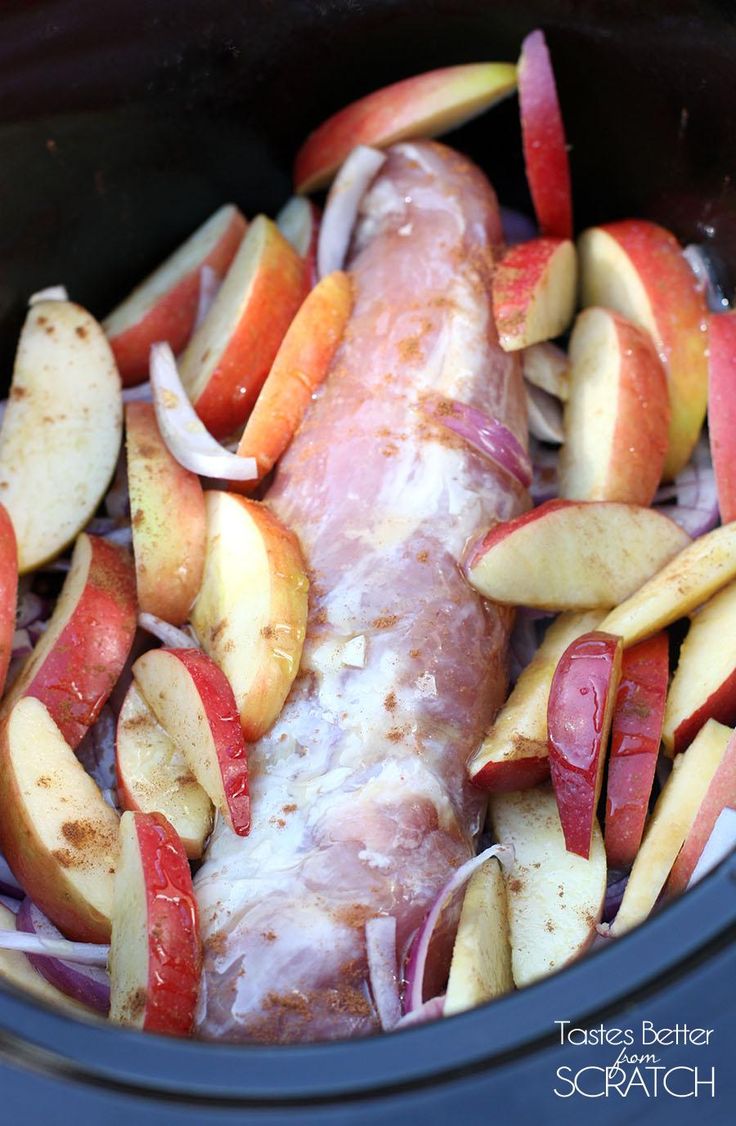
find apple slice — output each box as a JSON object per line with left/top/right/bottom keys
{"left": 468, "top": 610, "right": 602, "bottom": 791}
{"left": 611, "top": 719, "right": 733, "bottom": 935}
{"left": 599, "top": 521, "right": 736, "bottom": 646}
{"left": 489, "top": 786, "right": 605, "bottom": 987}
{"left": 559, "top": 308, "right": 669, "bottom": 505}
{"left": 708, "top": 310, "right": 736, "bottom": 523}
{"left": 0, "top": 301, "right": 122, "bottom": 573}
{"left": 466, "top": 500, "right": 690, "bottom": 611}
{"left": 0, "top": 901, "right": 93, "bottom": 1018}
{"left": 662, "top": 579, "right": 736, "bottom": 756}
{"left": 604, "top": 633, "right": 668, "bottom": 869}
{"left": 517, "top": 29, "right": 572, "bottom": 239}
{"left": 492, "top": 238, "right": 577, "bottom": 352}
{"left": 179, "top": 216, "right": 306, "bottom": 439}
{"left": 548, "top": 631, "right": 623, "bottom": 858}
{"left": 125, "top": 401, "right": 206, "bottom": 626}
{"left": 116, "top": 682, "right": 213, "bottom": 860}
{"left": 444, "top": 858, "right": 513, "bottom": 1015}
{"left": 578, "top": 220, "right": 709, "bottom": 479}
{"left": 110, "top": 811, "right": 201, "bottom": 1035}
{"left": 276, "top": 196, "right": 320, "bottom": 285}
{"left": 235, "top": 271, "right": 352, "bottom": 486}
{"left": 0, "top": 504, "right": 17, "bottom": 696}
{"left": 103, "top": 204, "right": 247, "bottom": 386}
{"left": 133, "top": 647, "right": 250, "bottom": 836}
{"left": 2, "top": 534, "right": 137, "bottom": 749}
{"left": 191, "top": 492, "right": 308, "bottom": 741}
{"left": 294, "top": 62, "right": 518, "bottom": 194}
{"left": 521, "top": 341, "right": 569, "bottom": 400}
{"left": 0, "top": 697, "right": 119, "bottom": 942}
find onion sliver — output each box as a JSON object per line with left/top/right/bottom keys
{"left": 317, "top": 145, "right": 386, "bottom": 278}
{"left": 395, "top": 994, "right": 446, "bottom": 1028}
{"left": 149, "top": 342, "right": 258, "bottom": 482}
{"left": 138, "top": 611, "right": 199, "bottom": 650}
{"left": 0, "top": 853, "right": 23, "bottom": 900}
{"left": 194, "top": 264, "right": 221, "bottom": 331}
{"left": 424, "top": 396, "right": 532, "bottom": 487}
{"left": 1, "top": 926, "right": 108, "bottom": 966}
{"left": 683, "top": 244, "right": 730, "bottom": 313}
{"left": 29, "top": 285, "right": 69, "bottom": 305}
{"left": 365, "top": 916, "right": 401, "bottom": 1031}
{"left": 525, "top": 383, "right": 564, "bottom": 444}
{"left": 654, "top": 437, "right": 719, "bottom": 537}
{"left": 688, "top": 807, "right": 736, "bottom": 888}
{"left": 122, "top": 381, "right": 153, "bottom": 403}
{"left": 16, "top": 898, "right": 110, "bottom": 1013}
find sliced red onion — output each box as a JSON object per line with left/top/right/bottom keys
{"left": 654, "top": 437, "right": 719, "bottom": 537}
{"left": 16, "top": 899, "right": 110, "bottom": 1013}
{"left": 0, "top": 927, "right": 108, "bottom": 966}
{"left": 0, "top": 853, "right": 23, "bottom": 900}
{"left": 15, "top": 590, "right": 46, "bottom": 629}
{"left": 75, "top": 705, "right": 117, "bottom": 795}
{"left": 150, "top": 342, "right": 257, "bottom": 481}
{"left": 509, "top": 608, "right": 553, "bottom": 683}
{"left": 603, "top": 871, "right": 629, "bottom": 923}
{"left": 683, "top": 244, "right": 730, "bottom": 313}
{"left": 500, "top": 207, "right": 538, "bottom": 246}
{"left": 11, "top": 628, "right": 32, "bottom": 661}
{"left": 530, "top": 439, "right": 559, "bottom": 504}
{"left": 423, "top": 396, "right": 532, "bottom": 487}
{"left": 0, "top": 398, "right": 5, "bottom": 426}
{"left": 365, "top": 916, "right": 401, "bottom": 1031}
{"left": 122, "top": 381, "right": 153, "bottom": 403}
{"left": 687, "top": 807, "right": 736, "bottom": 888}
{"left": 105, "top": 454, "right": 130, "bottom": 520}
{"left": 29, "top": 285, "right": 69, "bottom": 305}
{"left": 317, "top": 145, "right": 386, "bottom": 278}
{"left": 404, "top": 843, "right": 514, "bottom": 1014}
{"left": 138, "top": 611, "right": 200, "bottom": 649}
{"left": 526, "top": 383, "right": 564, "bottom": 444}
{"left": 194, "top": 264, "right": 221, "bottom": 332}
{"left": 0, "top": 895, "right": 19, "bottom": 914}
{"left": 395, "top": 994, "right": 446, "bottom": 1029}
{"left": 27, "top": 619, "right": 48, "bottom": 643}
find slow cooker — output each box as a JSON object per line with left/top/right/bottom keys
{"left": 0, "top": 1, "right": 735, "bottom": 1121}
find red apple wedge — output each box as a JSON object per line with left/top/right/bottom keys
{"left": 125, "top": 401, "right": 206, "bottom": 625}
{"left": 548, "top": 631, "right": 623, "bottom": 858}
{"left": 2, "top": 534, "right": 137, "bottom": 748}
{"left": 0, "top": 697, "right": 119, "bottom": 942}
{"left": 559, "top": 308, "right": 670, "bottom": 505}
{"left": 611, "top": 719, "right": 733, "bottom": 935}
{"left": 235, "top": 271, "right": 352, "bottom": 486}
{"left": 0, "top": 901, "right": 93, "bottom": 1018}
{"left": 444, "top": 858, "right": 513, "bottom": 1015}
{"left": 179, "top": 215, "right": 306, "bottom": 438}
{"left": 599, "top": 521, "right": 736, "bottom": 646}
{"left": 521, "top": 341, "right": 569, "bottom": 400}
{"left": 276, "top": 196, "right": 320, "bottom": 285}
{"left": 294, "top": 62, "right": 518, "bottom": 194}
{"left": 468, "top": 610, "right": 602, "bottom": 791}
{"left": 517, "top": 29, "right": 572, "bottom": 239}
{"left": 0, "top": 301, "right": 122, "bottom": 572}
{"left": 578, "top": 220, "right": 709, "bottom": 478}
{"left": 708, "top": 310, "right": 736, "bottom": 523}
{"left": 0, "top": 504, "right": 17, "bottom": 696}
{"left": 103, "top": 204, "right": 247, "bottom": 386}
{"left": 492, "top": 237, "right": 577, "bottom": 352}
{"left": 489, "top": 786, "right": 605, "bottom": 987}
{"left": 191, "top": 492, "right": 309, "bottom": 741}
{"left": 116, "top": 681, "right": 213, "bottom": 859}
{"left": 109, "top": 811, "right": 201, "bottom": 1035}
{"left": 466, "top": 500, "right": 690, "bottom": 611}
{"left": 604, "top": 633, "right": 669, "bottom": 869}
{"left": 662, "top": 579, "right": 736, "bottom": 756}
{"left": 133, "top": 647, "right": 250, "bottom": 836}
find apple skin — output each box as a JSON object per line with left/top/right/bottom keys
{"left": 234, "top": 271, "right": 352, "bottom": 487}
{"left": 0, "top": 503, "right": 18, "bottom": 696}
{"left": 104, "top": 204, "right": 247, "bottom": 386}
{"left": 547, "top": 630, "right": 623, "bottom": 858}
{"left": 517, "top": 29, "right": 572, "bottom": 239}
{"left": 179, "top": 216, "right": 306, "bottom": 439}
{"left": 2, "top": 534, "right": 137, "bottom": 749}
{"left": 294, "top": 62, "right": 518, "bottom": 193}
{"left": 604, "top": 633, "right": 669, "bottom": 870}
{"left": 708, "top": 310, "right": 736, "bottom": 523}
{"left": 110, "top": 810, "right": 201, "bottom": 1035}
{"left": 492, "top": 237, "right": 577, "bottom": 352}
{"left": 125, "top": 401, "right": 206, "bottom": 625}
{"left": 559, "top": 307, "right": 670, "bottom": 505}
{"left": 578, "top": 220, "right": 709, "bottom": 479}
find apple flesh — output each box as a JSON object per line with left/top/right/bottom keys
{"left": 521, "top": 341, "right": 569, "bottom": 400}
{"left": 468, "top": 610, "right": 602, "bottom": 791}
{"left": 116, "top": 681, "right": 213, "bottom": 860}
{"left": 133, "top": 647, "right": 250, "bottom": 836}
{"left": 578, "top": 220, "right": 709, "bottom": 479}
{"left": 611, "top": 719, "right": 733, "bottom": 935}
{"left": 559, "top": 307, "right": 670, "bottom": 505}
{"left": 103, "top": 204, "right": 247, "bottom": 386}
{"left": 489, "top": 786, "right": 605, "bottom": 987}
{"left": 0, "top": 503, "right": 17, "bottom": 696}
{"left": 294, "top": 62, "right": 518, "bottom": 194}
{"left": 0, "top": 301, "right": 122, "bottom": 573}
{"left": 235, "top": 271, "right": 352, "bottom": 487}
{"left": 707, "top": 310, "right": 736, "bottom": 523}
{"left": 0, "top": 901, "right": 92, "bottom": 1018}
{"left": 109, "top": 810, "right": 201, "bottom": 1035}
{"left": 548, "top": 631, "right": 623, "bottom": 858}
{"left": 0, "top": 697, "right": 119, "bottom": 942}
{"left": 492, "top": 237, "right": 577, "bottom": 352}
{"left": 2, "top": 534, "right": 137, "bottom": 749}
{"left": 466, "top": 499, "right": 690, "bottom": 611}
{"left": 604, "top": 633, "right": 669, "bottom": 869}
{"left": 179, "top": 215, "right": 306, "bottom": 439}
{"left": 444, "top": 858, "right": 513, "bottom": 1015}
{"left": 125, "top": 401, "right": 206, "bottom": 626}
{"left": 191, "top": 492, "right": 309, "bottom": 741}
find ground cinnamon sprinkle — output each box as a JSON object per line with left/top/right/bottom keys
{"left": 384, "top": 691, "right": 397, "bottom": 712}
{"left": 372, "top": 614, "right": 398, "bottom": 629}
